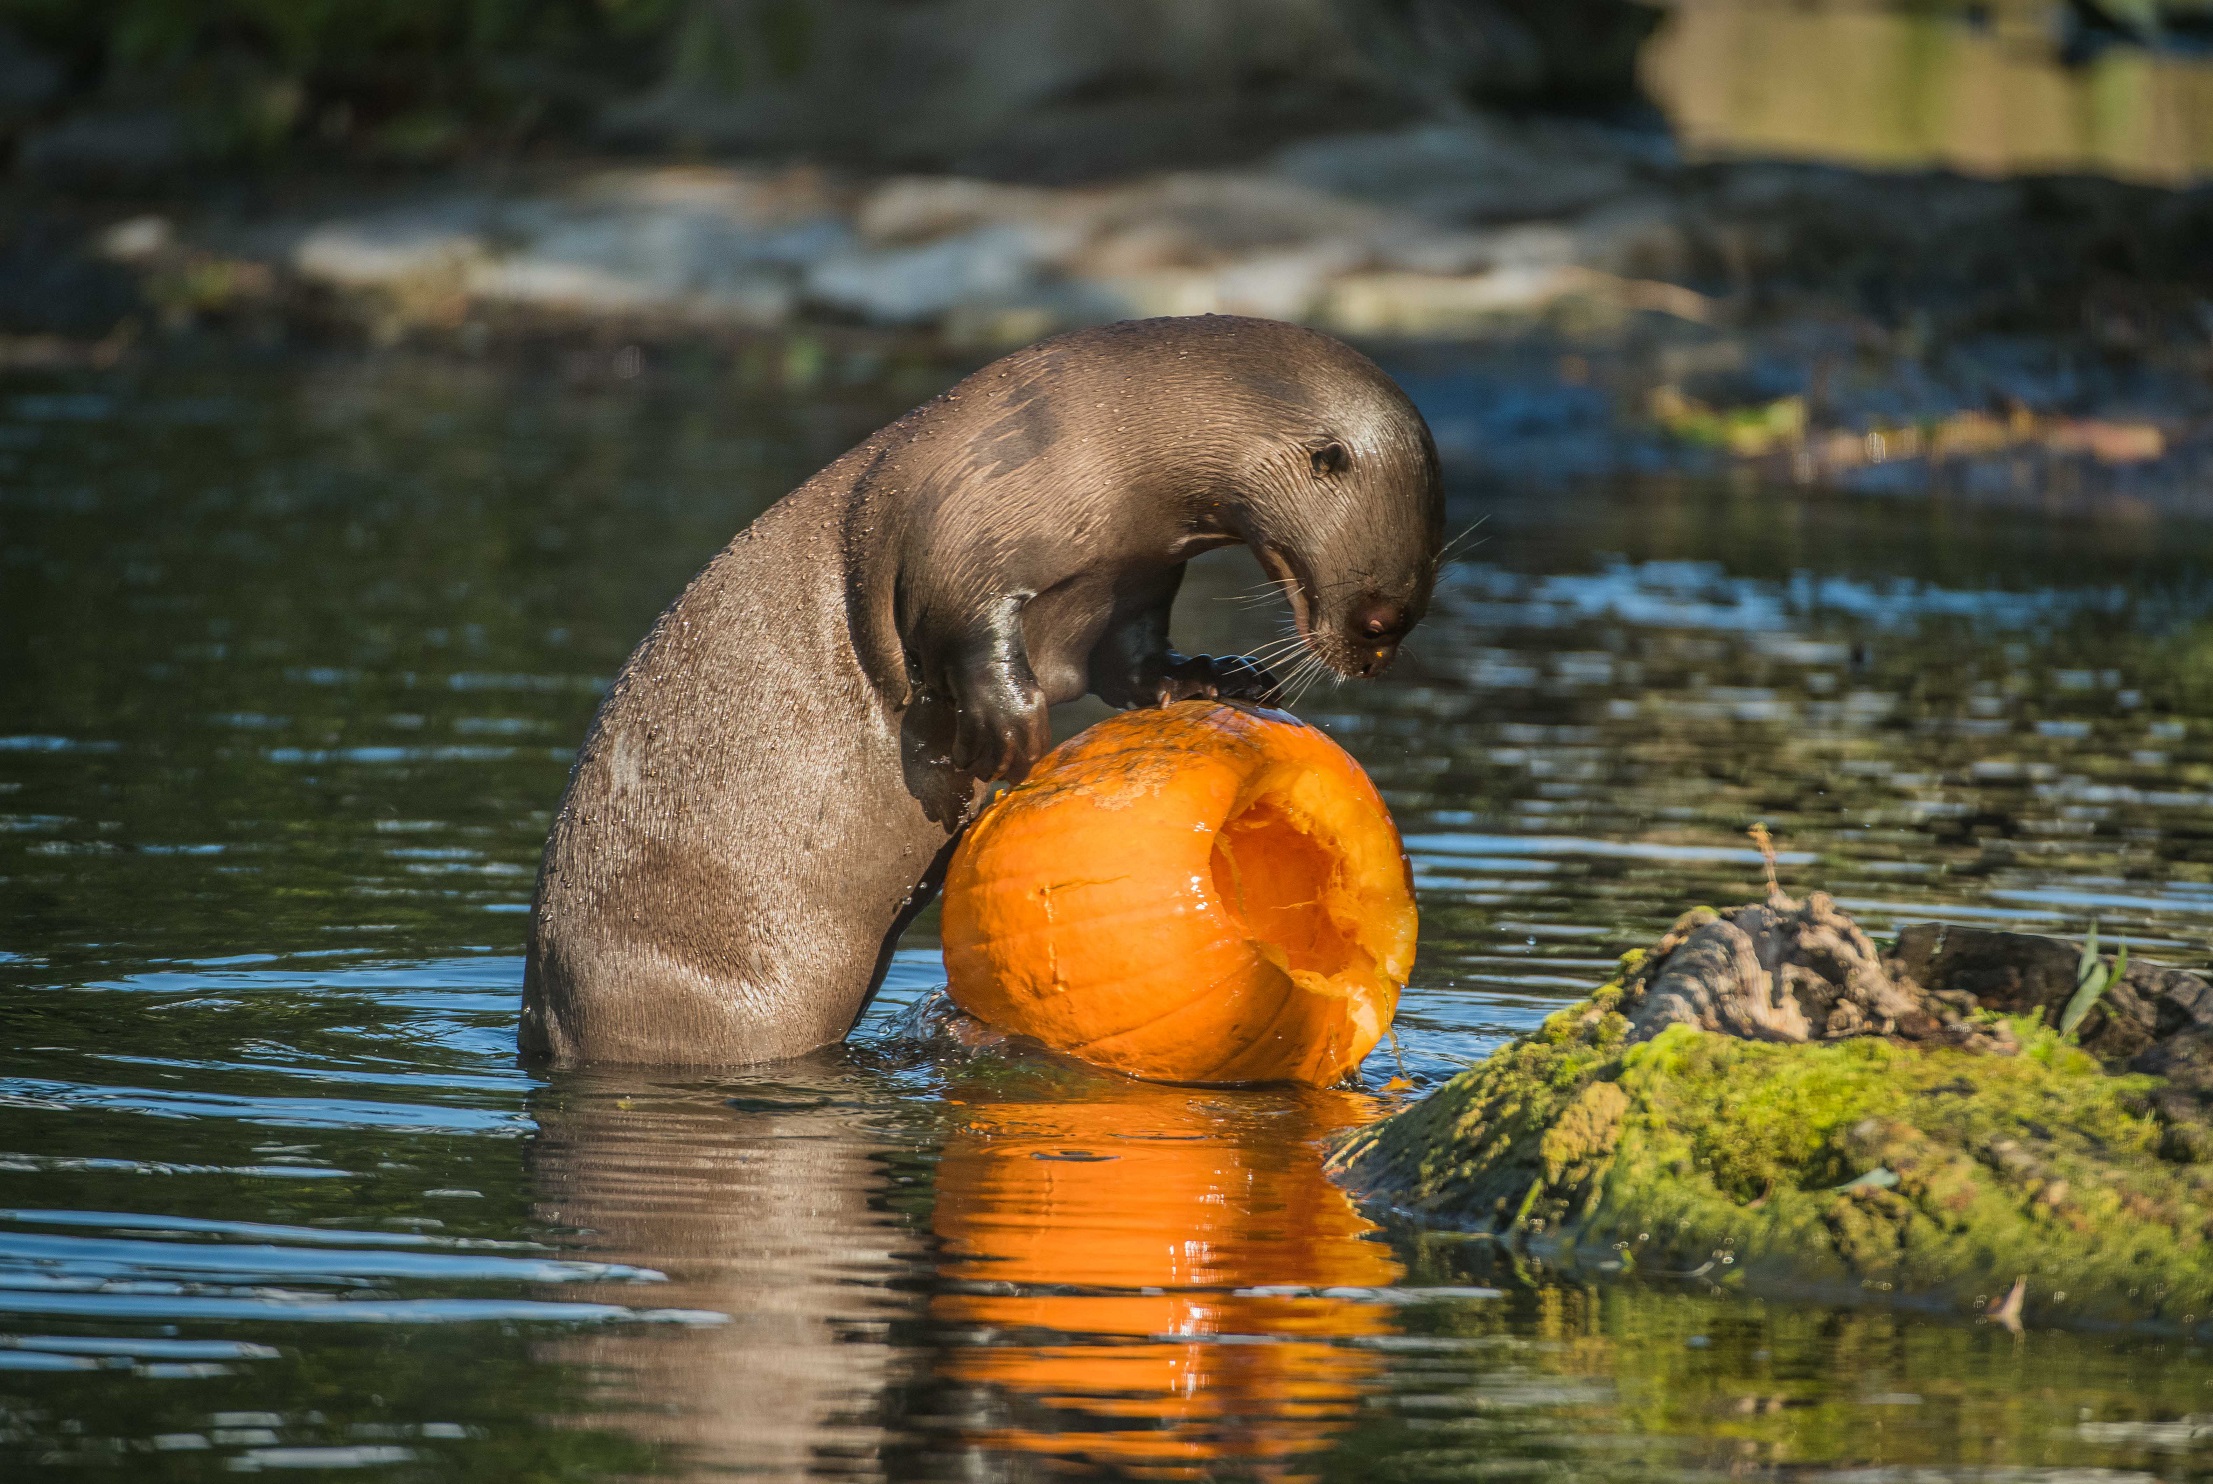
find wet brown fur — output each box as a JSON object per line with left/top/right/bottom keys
{"left": 521, "top": 315, "right": 1443, "bottom": 1066}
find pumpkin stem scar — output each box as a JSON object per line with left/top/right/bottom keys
{"left": 1035, "top": 877, "right": 1131, "bottom": 894}
{"left": 1040, "top": 882, "right": 1059, "bottom": 994}
{"left": 1032, "top": 877, "right": 1128, "bottom": 993}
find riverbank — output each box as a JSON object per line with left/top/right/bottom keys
{"left": 6, "top": 112, "right": 2211, "bottom": 509}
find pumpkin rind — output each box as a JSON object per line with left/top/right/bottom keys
{"left": 941, "top": 700, "right": 1417, "bottom": 1086}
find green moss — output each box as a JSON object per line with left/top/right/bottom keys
{"left": 1331, "top": 965, "right": 2213, "bottom": 1325}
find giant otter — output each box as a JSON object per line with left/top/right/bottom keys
{"left": 522, "top": 315, "right": 1443, "bottom": 1066}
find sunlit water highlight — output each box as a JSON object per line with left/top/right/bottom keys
{"left": 5, "top": 352, "right": 2213, "bottom": 1477}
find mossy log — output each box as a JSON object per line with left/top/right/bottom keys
{"left": 1330, "top": 891, "right": 2213, "bottom": 1326}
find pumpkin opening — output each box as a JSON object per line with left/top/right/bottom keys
{"left": 1209, "top": 796, "right": 1368, "bottom": 983}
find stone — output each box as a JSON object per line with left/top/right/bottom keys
{"left": 1892, "top": 922, "right": 2213, "bottom": 1075}
{"left": 1271, "top": 119, "right": 1645, "bottom": 224}
{"left": 293, "top": 202, "right": 491, "bottom": 289}
{"left": 94, "top": 216, "right": 176, "bottom": 263}
{"left": 1627, "top": 893, "right": 1937, "bottom": 1046}
{"left": 1317, "top": 264, "right": 1709, "bottom": 338}
{"left": 804, "top": 223, "right": 1071, "bottom": 325}
{"left": 856, "top": 177, "right": 1067, "bottom": 246}
{"left": 290, "top": 171, "right": 856, "bottom": 327}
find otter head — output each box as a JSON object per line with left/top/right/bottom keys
{"left": 1218, "top": 339, "right": 1445, "bottom": 683}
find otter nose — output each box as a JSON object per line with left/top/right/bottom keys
{"left": 1355, "top": 602, "right": 1407, "bottom": 642}
{"left": 1351, "top": 601, "right": 1407, "bottom": 677}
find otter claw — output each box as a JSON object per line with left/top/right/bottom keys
{"left": 950, "top": 693, "right": 1049, "bottom": 782}
{"left": 1152, "top": 653, "right": 1279, "bottom": 707}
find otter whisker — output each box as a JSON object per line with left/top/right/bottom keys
{"left": 1244, "top": 627, "right": 1315, "bottom": 664}
{"left": 1291, "top": 658, "right": 1340, "bottom": 709}
{"left": 1281, "top": 652, "right": 1331, "bottom": 710}
{"left": 1439, "top": 517, "right": 1488, "bottom": 564}
{"left": 1218, "top": 573, "right": 1301, "bottom": 606}
{"left": 1246, "top": 631, "right": 1313, "bottom": 663}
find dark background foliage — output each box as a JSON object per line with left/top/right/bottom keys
{"left": 0, "top": 0, "right": 1660, "bottom": 177}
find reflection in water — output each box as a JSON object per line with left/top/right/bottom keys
{"left": 1646, "top": 0, "right": 2213, "bottom": 184}
{"left": 526, "top": 1053, "right": 1405, "bottom": 1480}
{"left": 931, "top": 1072, "right": 1397, "bottom": 1478}
{"left": 528, "top": 1063, "right": 919, "bottom": 1478}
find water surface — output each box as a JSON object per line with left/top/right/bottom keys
{"left": 5, "top": 348, "right": 2213, "bottom": 1477}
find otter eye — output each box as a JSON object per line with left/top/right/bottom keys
{"left": 1309, "top": 441, "right": 1349, "bottom": 478}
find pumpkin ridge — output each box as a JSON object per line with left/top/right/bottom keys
{"left": 1185, "top": 967, "right": 1317, "bottom": 1083}
{"left": 1074, "top": 959, "right": 1285, "bottom": 1074}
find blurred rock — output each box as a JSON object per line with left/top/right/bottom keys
{"left": 293, "top": 201, "right": 491, "bottom": 289}
{"left": 94, "top": 215, "right": 176, "bottom": 263}
{"left": 1273, "top": 119, "right": 1656, "bottom": 222}
{"left": 856, "top": 178, "right": 1066, "bottom": 245}
{"left": 806, "top": 224, "right": 1070, "bottom": 326}
{"left": 270, "top": 147, "right": 1707, "bottom": 342}
{"left": 26, "top": 84, "right": 2206, "bottom": 512}
{"left": 1567, "top": 193, "right": 1690, "bottom": 279}
{"left": 293, "top": 170, "right": 852, "bottom": 327}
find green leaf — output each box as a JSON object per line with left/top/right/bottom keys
{"left": 2061, "top": 925, "right": 2118, "bottom": 1038}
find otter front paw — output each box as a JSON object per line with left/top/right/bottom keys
{"left": 1147, "top": 653, "right": 1281, "bottom": 707}
{"left": 949, "top": 684, "right": 1050, "bottom": 781}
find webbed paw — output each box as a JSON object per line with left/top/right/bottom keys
{"left": 948, "top": 679, "right": 1050, "bottom": 782}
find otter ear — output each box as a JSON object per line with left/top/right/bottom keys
{"left": 1309, "top": 440, "right": 1349, "bottom": 478}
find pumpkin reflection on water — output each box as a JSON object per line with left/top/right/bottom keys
{"left": 930, "top": 1072, "right": 1400, "bottom": 1478}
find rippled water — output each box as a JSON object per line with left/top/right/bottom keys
{"left": 6, "top": 347, "right": 2213, "bottom": 1478}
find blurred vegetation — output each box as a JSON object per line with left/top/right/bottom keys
{"left": 2, "top": 0, "right": 2206, "bottom": 179}
{"left": 1645, "top": 0, "right": 2213, "bottom": 187}
{"left": 0, "top": 0, "right": 1667, "bottom": 171}
{"left": 0, "top": 0, "right": 685, "bottom": 160}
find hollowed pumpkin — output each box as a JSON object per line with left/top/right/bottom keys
{"left": 941, "top": 700, "right": 1417, "bottom": 1086}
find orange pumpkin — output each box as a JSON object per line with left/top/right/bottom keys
{"left": 941, "top": 700, "right": 1417, "bottom": 1086}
